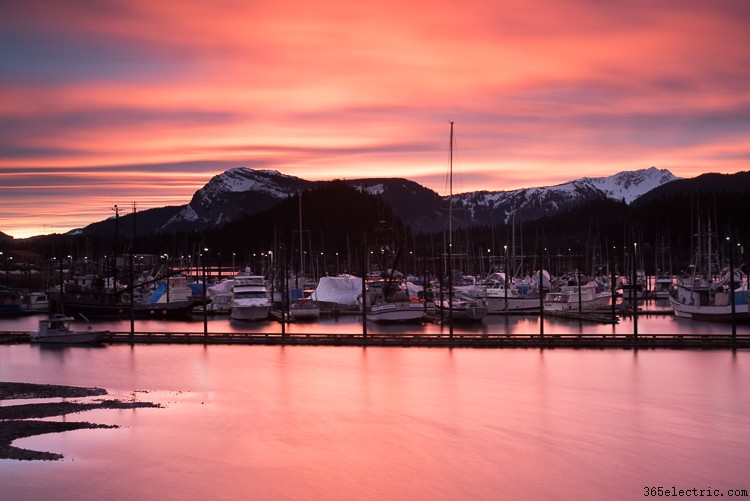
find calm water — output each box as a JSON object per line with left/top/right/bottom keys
{"left": 3, "top": 298, "right": 750, "bottom": 336}
{"left": 1, "top": 312, "right": 749, "bottom": 500}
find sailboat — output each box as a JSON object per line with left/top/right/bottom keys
{"left": 289, "top": 192, "right": 321, "bottom": 320}
{"left": 434, "top": 121, "right": 488, "bottom": 323}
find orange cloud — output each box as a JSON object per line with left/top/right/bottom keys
{"left": 1, "top": 0, "right": 749, "bottom": 237}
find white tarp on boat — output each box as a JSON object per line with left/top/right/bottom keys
{"left": 310, "top": 274, "right": 362, "bottom": 306}
{"left": 207, "top": 279, "right": 234, "bottom": 298}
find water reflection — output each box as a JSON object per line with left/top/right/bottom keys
{"left": 3, "top": 302, "right": 750, "bottom": 336}
{"left": 0, "top": 345, "right": 748, "bottom": 500}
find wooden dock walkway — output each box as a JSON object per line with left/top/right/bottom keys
{"left": 1, "top": 330, "right": 748, "bottom": 350}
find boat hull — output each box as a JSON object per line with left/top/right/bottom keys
{"left": 544, "top": 294, "right": 612, "bottom": 312}
{"left": 289, "top": 305, "right": 321, "bottom": 320}
{"left": 30, "top": 330, "right": 108, "bottom": 344}
{"left": 367, "top": 302, "right": 425, "bottom": 323}
{"left": 669, "top": 295, "right": 750, "bottom": 322}
{"left": 230, "top": 305, "right": 270, "bottom": 321}
{"left": 50, "top": 297, "right": 195, "bottom": 319}
{"left": 484, "top": 295, "right": 541, "bottom": 313}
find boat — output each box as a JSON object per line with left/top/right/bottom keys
{"left": 434, "top": 290, "right": 488, "bottom": 322}
{"left": 544, "top": 280, "right": 613, "bottom": 311}
{"left": 310, "top": 274, "right": 363, "bottom": 312}
{"left": 0, "top": 286, "right": 24, "bottom": 317}
{"left": 289, "top": 296, "right": 321, "bottom": 320}
{"left": 437, "top": 122, "right": 487, "bottom": 324}
{"left": 230, "top": 273, "right": 271, "bottom": 321}
{"left": 364, "top": 282, "right": 424, "bottom": 323}
{"left": 49, "top": 274, "right": 195, "bottom": 319}
{"left": 669, "top": 267, "right": 749, "bottom": 321}
{"left": 668, "top": 219, "right": 750, "bottom": 322}
{"left": 205, "top": 279, "right": 234, "bottom": 314}
{"left": 652, "top": 273, "right": 672, "bottom": 299}
{"left": 622, "top": 269, "right": 647, "bottom": 299}
{"left": 22, "top": 291, "right": 50, "bottom": 313}
{"left": 29, "top": 314, "right": 109, "bottom": 344}
{"left": 478, "top": 272, "right": 543, "bottom": 313}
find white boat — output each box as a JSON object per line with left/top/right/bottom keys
{"left": 365, "top": 288, "right": 424, "bottom": 323}
{"left": 544, "top": 281, "right": 613, "bottom": 311}
{"left": 434, "top": 290, "right": 488, "bottom": 322}
{"left": 310, "top": 274, "right": 363, "bottom": 310}
{"left": 23, "top": 291, "right": 50, "bottom": 313}
{"left": 289, "top": 297, "right": 321, "bottom": 320}
{"left": 668, "top": 218, "right": 749, "bottom": 322}
{"left": 230, "top": 274, "right": 271, "bottom": 321}
{"left": 669, "top": 270, "right": 749, "bottom": 321}
{"left": 206, "top": 279, "right": 234, "bottom": 314}
{"left": 30, "top": 314, "right": 108, "bottom": 344}
{"left": 478, "top": 273, "right": 542, "bottom": 313}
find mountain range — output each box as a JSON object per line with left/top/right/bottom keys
{"left": 5, "top": 166, "right": 688, "bottom": 240}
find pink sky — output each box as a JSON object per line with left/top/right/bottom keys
{"left": 2, "top": 0, "right": 750, "bottom": 238}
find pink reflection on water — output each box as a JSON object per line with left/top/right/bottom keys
{"left": 1, "top": 344, "right": 749, "bottom": 500}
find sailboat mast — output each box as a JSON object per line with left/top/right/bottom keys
{"left": 447, "top": 121, "right": 454, "bottom": 335}
{"left": 448, "top": 121, "right": 454, "bottom": 260}
{"left": 299, "top": 192, "right": 304, "bottom": 277}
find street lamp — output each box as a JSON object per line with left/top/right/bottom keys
{"left": 503, "top": 245, "right": 508, "bottom": 311}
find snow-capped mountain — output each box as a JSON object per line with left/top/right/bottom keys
{"left": 69, "top": 166, "right": 679, "bottom": 237}
{"left": 161, "top": 168, "right": 312, "bottom": 231}
{"left": 450, "top": 167, "right": 679, "bottom": 227}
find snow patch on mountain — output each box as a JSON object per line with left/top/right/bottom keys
{"left": 584, "top": 167, "right": 678, "bottom": 203}
{"left": 450, "top": 167, "right": 679, "bottom": 225}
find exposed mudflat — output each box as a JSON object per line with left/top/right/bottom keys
{"left": 0, "top": 382, "right": 161, "bottom": 461}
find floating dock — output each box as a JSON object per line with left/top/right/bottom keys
{"left": 2, "top": 330, "right": 748, "bottom": 350}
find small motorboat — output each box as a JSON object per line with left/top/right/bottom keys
{"left": 30, "top": 314, "right": 109, "bottom": 344}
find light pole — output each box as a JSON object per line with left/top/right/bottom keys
{"left": 727, "top": 236, "right": 737, "bottom": 338}
{"left": 503, "top": 245, "right": 508, "bottom": 312}
{"left": 202, "top": 247, "right": 208, "bottom": 337}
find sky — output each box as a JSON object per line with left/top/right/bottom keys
{"left": 2, "top": 0, "right": 750, "bottom": 239}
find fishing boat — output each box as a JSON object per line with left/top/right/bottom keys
{"left": 669, "top": 270, "right": 749, "bottom": 321}
{"left": 230, "top": 273, "right": 271, "bottom": 321}
{"left": 668, "top": 218, "right": 749, "bottom": 321}
{"left": 29, "top": 314, "right": 108, "bottom": 344}
{"left": 49, "top": 274, "right": 195, "bottom": 319}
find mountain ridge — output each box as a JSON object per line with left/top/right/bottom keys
{"left": 4, "top": 166, "right": 687, "bottom": 239}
